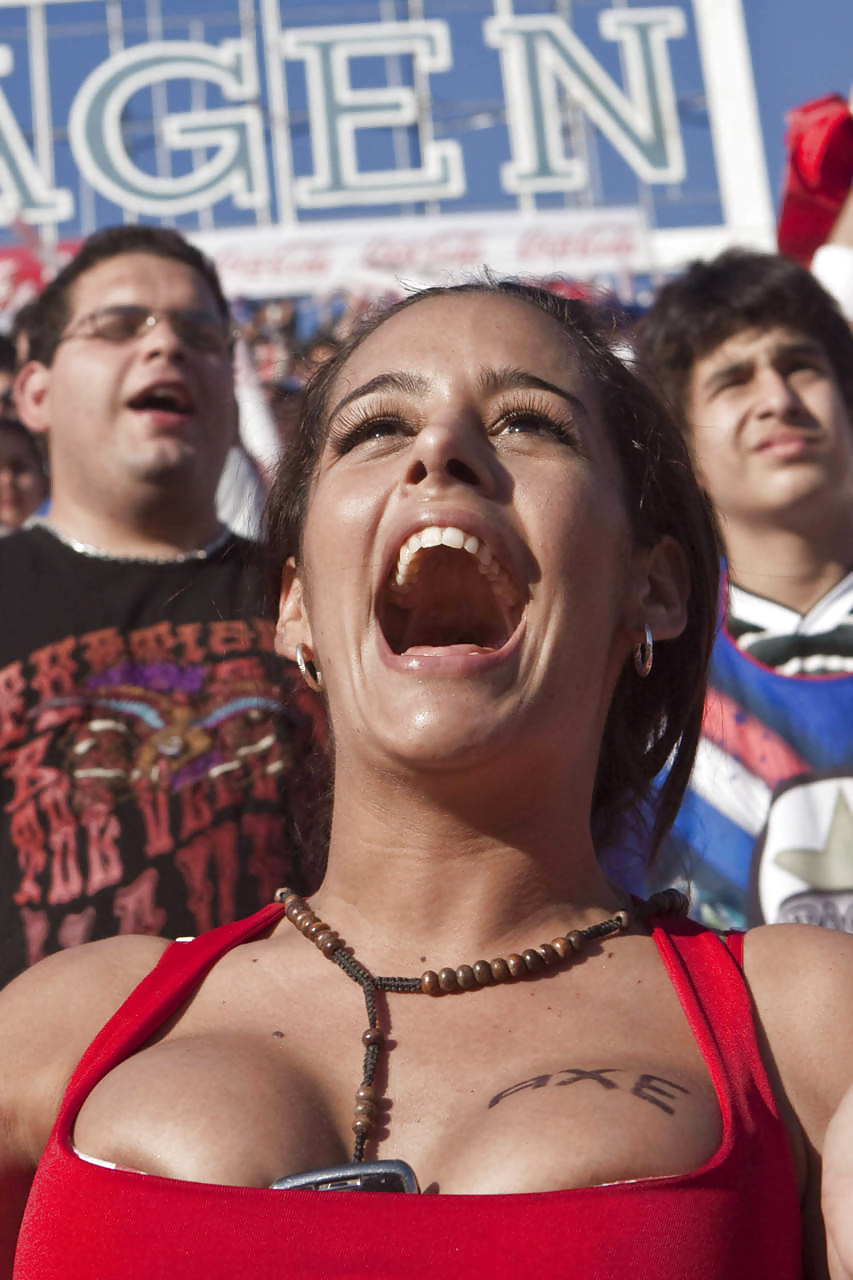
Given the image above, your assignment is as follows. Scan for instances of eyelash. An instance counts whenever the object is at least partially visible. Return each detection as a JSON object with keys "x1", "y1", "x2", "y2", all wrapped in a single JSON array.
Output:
[
  {"x1": 497, "y1": 399, "x2": 578, "y2": 445},
  {"x1": 326, "y1": 400, "x2": 413, "y2": 457},
  {"x1": 327, "y1": 395, "x2": 578, "y2": 456}
]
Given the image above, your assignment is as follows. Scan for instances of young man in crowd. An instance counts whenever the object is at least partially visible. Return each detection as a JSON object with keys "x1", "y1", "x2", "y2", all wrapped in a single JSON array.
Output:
[
  {"x1": 638, "y1": 248, "x2": 853, "y2": 932},
  {"x1": 0, "y1": 417, "x2": 48, "y2": 534},
  {"x1": 0, "y1": 226, "x2": 324, "y2": 986}
]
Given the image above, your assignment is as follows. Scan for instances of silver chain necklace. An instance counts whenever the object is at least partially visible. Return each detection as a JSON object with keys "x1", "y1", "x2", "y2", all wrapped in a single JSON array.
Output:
[{"x1": 33, "y1": 518, "x2": 233, "y2": 565}]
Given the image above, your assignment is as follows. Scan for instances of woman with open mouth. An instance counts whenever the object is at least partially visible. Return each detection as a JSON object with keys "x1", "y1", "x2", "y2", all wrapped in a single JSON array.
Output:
[{"x1": 3, "y1": 281, "x2": 853, "y2": 1279}]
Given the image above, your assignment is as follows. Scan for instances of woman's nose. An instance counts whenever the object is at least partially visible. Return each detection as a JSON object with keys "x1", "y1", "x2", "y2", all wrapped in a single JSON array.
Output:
[{"x1": 403, "y1": 418, "x2": 495, "y2": 495}]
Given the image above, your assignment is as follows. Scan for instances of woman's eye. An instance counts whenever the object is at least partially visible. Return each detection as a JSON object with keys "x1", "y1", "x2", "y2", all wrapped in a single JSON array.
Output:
[
  {"x1": 499, "y1": 411, "x2": 575, "y2": 443},
  {"x1": 331, "y1": 415, "x2": 410, "y2": 456}
]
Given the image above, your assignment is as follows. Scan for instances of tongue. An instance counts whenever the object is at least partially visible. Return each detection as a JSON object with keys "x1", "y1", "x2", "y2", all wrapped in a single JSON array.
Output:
[
  {"x1": 398, "y1": 604, "x2": 507, "y2": 654},
  {"x1": 404, "y1": 642, "x2": 496, "y2": 656}
]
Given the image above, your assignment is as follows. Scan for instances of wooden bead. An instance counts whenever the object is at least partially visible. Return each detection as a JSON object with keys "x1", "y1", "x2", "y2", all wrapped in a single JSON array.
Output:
[
  {"x1": 522, "y1": 948, "x2": 544, "y2": 973},
  {"x1": 506, "y1": 953, "x2": 524, "y2": 978},
  {"x1": 645, "y1": 888, "x2": 688, "y2": 916},
  {"x1": 299, "y1": 914, "x2": 318, "y2": 934},
  {"x1": 362, "y1": 1027, "x2": 384, "y2": 1047},
  {"x1": 473, "y1": 961, "x2": 492, "y2": 986},
  {"x1": 356, "y1": 1085, "x2": 377, "y2": 1102},
  {"x1": 292, "y1": 909, "x2": 312, "y2": 929},
  {"x1": 456, "y1": 964, "x2": 477, "y2": 990},
  {"x1": 566, "y1": 930, "x2": 584, "y2": 953},
  {"x1": 670, "y1": 889, "x2": 689, "y2": 915},
  {"x1": 319, "y1": 934, "x2": 341, "y2": 957},
  {"x1": 551, "y1": 936, "x2": 570, "y2": 959},
  {"x1": 285, "y1": 899, "x2": 306, "y2": 922},
  {"x1": 420, "y1": 970, "x2": 440, "y2": 995},
  {"x1": 354, "y1": 1100, "x2": 376, "y2": 1119},
  {"x1": 490, "y1": 957, "x2": 510, "y2": 982},
  {"x1": 306, "y1": 920, "x2": 328, "y2": 939},
  {"x1": 538, "y1": 943, "x2": 559, "y2": 966},
  {"x1": 352, "y1": 1117, "x2": 372, "y2": 1136},
  {"x1": 314, "y1": 929, "x2": 335, "y2": 949},
  {"x1": 438, "y1": 967, "x2": 458, "y2": 993}
]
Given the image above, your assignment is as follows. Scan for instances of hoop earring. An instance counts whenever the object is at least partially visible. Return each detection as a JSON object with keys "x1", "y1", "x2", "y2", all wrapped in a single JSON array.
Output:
[
  {"x1": 295, "y1": 642, "x2": 323, "y2": 693},
  {"x1": 634, "y1": 624, "x2": 653, "y2": 678}
]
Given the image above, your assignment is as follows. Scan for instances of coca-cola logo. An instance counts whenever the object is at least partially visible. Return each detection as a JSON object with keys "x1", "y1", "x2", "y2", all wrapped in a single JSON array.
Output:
[
  {"x1": 517, "y1": 227, "x2": 639, "y2": 260},
  {"x1": 362, "y1": 233, "x2": 483, "y2": 270}
]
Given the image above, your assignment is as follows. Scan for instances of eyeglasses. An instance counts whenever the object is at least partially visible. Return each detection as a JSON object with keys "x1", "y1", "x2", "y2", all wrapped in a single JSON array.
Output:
[{"x1": 56, "y1": 305, "x2": 235, "y2": 356}]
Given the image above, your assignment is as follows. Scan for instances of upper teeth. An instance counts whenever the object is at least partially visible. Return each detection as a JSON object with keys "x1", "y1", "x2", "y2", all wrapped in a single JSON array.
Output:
[{"x1": 389, "y1": 525, "x2": 517, "y2": 605}]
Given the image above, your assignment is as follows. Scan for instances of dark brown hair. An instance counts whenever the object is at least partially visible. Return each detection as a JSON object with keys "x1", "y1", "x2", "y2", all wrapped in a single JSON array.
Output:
[
  {"x1": 26, "y1": 225, "x2": 230, "y2": 367},
  {"x1": 637, "y1": 248, "x2": 853, "y2": 434},
  {"x1": 264, "y1": 281, "x2": 721, "y2": 861}
]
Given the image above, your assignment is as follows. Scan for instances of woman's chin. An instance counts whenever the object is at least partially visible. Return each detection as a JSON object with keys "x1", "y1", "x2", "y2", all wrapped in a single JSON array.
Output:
[
  {"x1": 346, "y1": 685, "x2": 536, "y2": 780},
  {"x1": 331, "y1": 617, "x2": 545, "y2": 771}
]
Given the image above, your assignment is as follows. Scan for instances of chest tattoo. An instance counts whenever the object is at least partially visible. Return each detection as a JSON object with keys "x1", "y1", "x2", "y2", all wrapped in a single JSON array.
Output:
[{"x1": 488, "y1": 1068, "x2": 691, "y2": 1115}]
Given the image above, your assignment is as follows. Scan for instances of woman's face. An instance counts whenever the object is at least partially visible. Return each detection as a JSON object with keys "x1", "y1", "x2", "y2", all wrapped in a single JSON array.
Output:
[
  {"x1": 0, "y1": 427, "x2": 46, "y2": 531},
  {"x1": 282, "y1": 293, "x2": 654, "y2": 777}
]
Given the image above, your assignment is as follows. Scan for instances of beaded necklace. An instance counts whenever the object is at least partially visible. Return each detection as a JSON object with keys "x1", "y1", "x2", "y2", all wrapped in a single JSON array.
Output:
[{"x1": 274, "y1": 886, "x2": 688, "y2": 1163}]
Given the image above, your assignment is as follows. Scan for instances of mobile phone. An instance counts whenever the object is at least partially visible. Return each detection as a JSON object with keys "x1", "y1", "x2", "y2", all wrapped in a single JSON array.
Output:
[{"x1": 269, "y1": 1159, "x2": 419, "y2": 1193}]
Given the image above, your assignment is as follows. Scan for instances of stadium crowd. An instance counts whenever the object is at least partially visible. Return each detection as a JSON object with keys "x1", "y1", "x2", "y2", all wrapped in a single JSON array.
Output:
[{"x1": 0, "y1": 89, "x2": 852, "y2": 1277}]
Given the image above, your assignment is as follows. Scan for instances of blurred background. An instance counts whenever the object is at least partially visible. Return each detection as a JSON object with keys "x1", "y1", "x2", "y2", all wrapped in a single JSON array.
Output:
[{"x1": 0, "y1": 0, "x2": 849, "y2": 391}]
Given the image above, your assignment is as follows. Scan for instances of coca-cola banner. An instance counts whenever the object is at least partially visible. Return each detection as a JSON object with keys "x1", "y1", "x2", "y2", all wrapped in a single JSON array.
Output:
[{"x1": 193, "y1": 208, "x2": 647, "y2": 299}]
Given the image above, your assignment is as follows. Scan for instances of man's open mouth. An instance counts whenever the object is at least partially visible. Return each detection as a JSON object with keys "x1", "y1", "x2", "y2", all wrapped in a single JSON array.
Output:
[
  {"x1": 127, "y1": 382, "x2": 194, "y2": 415},
  {"x1": 377, "y1": 525, "x2": 526, "y2": 657}
]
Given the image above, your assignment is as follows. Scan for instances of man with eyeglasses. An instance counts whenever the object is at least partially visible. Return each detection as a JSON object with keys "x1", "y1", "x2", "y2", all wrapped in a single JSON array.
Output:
[{"x1": 0, "y1": 226, "x2": 325, "y2": 987}]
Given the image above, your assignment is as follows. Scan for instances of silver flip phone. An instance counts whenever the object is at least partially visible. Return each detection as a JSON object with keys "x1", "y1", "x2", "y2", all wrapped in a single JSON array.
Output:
[{"x1": 269, "y1": 1159, "x2": 419, "y2": 1193}]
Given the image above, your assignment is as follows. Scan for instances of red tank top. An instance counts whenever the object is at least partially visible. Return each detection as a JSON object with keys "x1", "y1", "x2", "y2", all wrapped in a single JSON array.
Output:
[{"x1": 14, "y1": 908, "x2": 802, "y2": 1279}]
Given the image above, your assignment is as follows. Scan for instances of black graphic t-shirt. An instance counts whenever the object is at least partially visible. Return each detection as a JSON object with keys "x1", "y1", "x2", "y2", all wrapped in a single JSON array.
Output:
[{"x1": 0, "y1": 526, "x2": 326, "y2": 987}]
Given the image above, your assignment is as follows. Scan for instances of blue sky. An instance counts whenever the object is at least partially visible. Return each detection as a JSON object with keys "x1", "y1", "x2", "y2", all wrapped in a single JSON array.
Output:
[{"x1": 746, "y1": 0, "x2": 853, "y2": 205}]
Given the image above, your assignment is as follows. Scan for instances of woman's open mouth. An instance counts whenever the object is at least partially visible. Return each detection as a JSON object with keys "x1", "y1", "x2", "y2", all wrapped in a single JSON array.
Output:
[{"x1": 376, "y1": 525, "x2": 526, "y2": 659}]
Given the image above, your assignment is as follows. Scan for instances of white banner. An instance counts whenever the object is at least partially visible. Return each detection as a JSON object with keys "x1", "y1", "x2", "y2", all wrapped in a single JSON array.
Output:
[{"x1": 192, "y1": 207, "x2": 648, "y2": 299}]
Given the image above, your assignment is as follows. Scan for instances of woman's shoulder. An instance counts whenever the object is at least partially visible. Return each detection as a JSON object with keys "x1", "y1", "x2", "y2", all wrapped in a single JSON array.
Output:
[
  {"x1": 0, "y1": 936, "x2": 171, "y2": 1164},
  {"x1": 740, "y1": 921, "x2": 853, "y2": 1004},
  {"x1": 739, "y1": 924, "x2": 853, "y2": 1135},
  {"x1": 0, "y1": 934, "x2": 172, "y2": 1062}
]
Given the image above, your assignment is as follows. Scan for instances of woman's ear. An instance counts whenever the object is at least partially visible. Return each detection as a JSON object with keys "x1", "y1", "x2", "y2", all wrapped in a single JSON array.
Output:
[
  {"x1": 632, "y1": 536, "x2": 690, "y2": 643},
  {"x1": 275, "y1": 557, "x2": 314, "y2": 660}
]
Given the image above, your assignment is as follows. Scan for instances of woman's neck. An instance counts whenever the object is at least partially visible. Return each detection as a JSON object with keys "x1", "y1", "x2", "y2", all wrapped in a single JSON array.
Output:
[{"x1": 309, "y1": 752, "x2": 622, "y2": 969}]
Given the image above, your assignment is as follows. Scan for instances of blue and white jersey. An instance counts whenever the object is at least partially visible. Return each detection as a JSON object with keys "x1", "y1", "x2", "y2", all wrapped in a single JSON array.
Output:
[{"x1": 655, "y1": 574, "x2": 853, "y2": 933}]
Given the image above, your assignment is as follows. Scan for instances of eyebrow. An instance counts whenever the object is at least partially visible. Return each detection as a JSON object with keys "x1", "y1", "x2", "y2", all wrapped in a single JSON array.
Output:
[
  {"x1": 476, "y1": 366, "x2": 589, "y2": 419},
  {"x1": 328, "y1": 365, "x2": 588, "y2": 422},
  {"x1": 703, "y1": 339, "x2": 829, "y2": 391},
  {"x1": 329, "y1": 371, "x2": 430, "y2": 422}
]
